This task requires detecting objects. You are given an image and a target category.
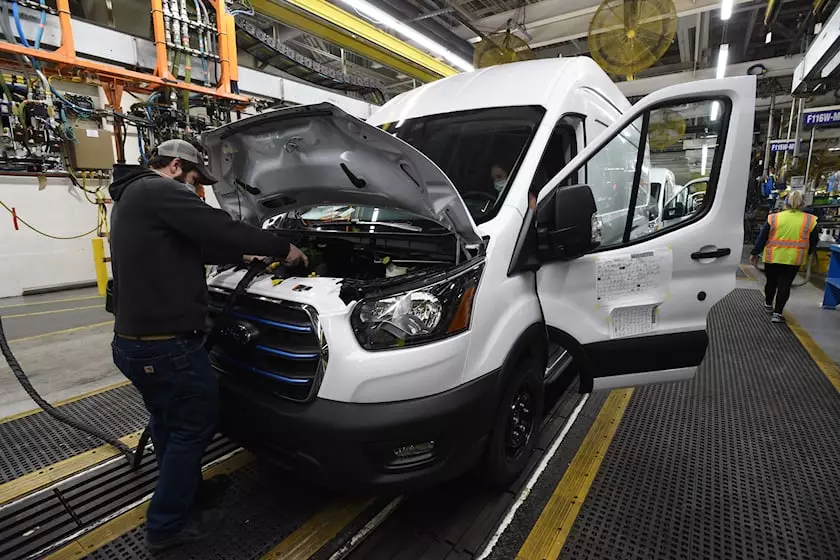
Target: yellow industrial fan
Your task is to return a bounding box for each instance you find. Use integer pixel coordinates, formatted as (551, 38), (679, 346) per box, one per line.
(473, 30), (535, 69)
(588, 0), (677, 79)
(648, 109), (686, 150)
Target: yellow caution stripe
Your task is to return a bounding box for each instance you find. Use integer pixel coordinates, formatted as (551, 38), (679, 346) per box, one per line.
(1, 304), (104, 319)
(516, 389), (634, 560)
(0, 374), (126, 425)
(0, 294), (104, 310)
(0, 430), (143, 506)
(786, 314), (840, 394)
(261, 498), (375, 560)
(43, 450), (254, 560)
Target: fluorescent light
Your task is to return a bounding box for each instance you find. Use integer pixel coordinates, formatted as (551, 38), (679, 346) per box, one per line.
(721, 0), (732, 20)
(716, 44), (729, 79)
(765, 31), (772, 44)
(710, 102), (719, 121)
(701, 145), (709, 175)
(371, 208), (379, 222)
(337, 0), (474, 72)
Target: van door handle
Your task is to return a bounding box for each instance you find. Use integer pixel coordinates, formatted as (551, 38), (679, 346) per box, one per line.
(691, 247), (731, 260)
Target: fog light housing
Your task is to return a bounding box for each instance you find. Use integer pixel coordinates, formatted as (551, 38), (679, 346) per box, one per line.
(389, 441), (436, 468)
(394, 441), (435, 458)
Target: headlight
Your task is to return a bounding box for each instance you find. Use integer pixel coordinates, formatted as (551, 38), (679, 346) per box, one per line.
(351, 262), (484, 350)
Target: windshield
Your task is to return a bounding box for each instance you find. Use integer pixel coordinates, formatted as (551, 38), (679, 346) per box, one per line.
(381, 106), (545, 224)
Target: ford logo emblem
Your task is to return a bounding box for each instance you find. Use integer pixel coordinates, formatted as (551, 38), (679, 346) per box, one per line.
(218, 321), (259, 349)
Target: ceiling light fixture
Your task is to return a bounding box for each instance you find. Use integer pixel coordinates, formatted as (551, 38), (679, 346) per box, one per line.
(701, 144), (709, 175)
(721, 0), (733, 20)
(716, 44), (729, 79)
(337, 0), (475, 72)
(765, 31), (772, 44)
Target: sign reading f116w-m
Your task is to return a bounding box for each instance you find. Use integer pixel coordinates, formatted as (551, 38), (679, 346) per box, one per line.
(803, 105), (840, 127)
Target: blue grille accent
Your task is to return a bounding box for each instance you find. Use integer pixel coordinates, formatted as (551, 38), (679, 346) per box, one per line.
(255, 345), (318, 360)
(214, 354), (311, 385)
(232, 311), (311, 333)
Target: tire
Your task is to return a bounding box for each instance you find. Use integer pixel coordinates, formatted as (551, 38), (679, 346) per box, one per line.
(484, 355), (545, 487)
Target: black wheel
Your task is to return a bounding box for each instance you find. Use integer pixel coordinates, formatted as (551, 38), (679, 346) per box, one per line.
(484, 356), (545, 487)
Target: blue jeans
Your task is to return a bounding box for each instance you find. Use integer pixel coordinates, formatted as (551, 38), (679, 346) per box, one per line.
(112, 335), (218, 537)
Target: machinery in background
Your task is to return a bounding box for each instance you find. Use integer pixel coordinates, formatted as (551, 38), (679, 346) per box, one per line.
(0, 0), (252, 176)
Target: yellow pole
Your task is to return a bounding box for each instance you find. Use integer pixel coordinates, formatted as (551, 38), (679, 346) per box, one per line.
(91, 238), (108, 296)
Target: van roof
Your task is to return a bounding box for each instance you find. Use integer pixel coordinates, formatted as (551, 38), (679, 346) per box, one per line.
(367, 57), (627, 126)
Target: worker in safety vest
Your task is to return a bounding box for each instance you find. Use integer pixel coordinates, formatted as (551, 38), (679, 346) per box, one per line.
(749, 190), (818, 323)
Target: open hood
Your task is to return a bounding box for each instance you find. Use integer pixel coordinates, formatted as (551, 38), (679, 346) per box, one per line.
(201, 103), (482, 245)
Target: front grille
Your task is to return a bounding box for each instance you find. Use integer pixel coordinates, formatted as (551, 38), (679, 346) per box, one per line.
(208, 288), (324, 402)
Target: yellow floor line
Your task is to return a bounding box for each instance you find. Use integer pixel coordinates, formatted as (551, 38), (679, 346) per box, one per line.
(44, 450), (254, 560)
(1, 304), (104, 319)
(262, 499), (375, 560)
(0, 378), (128, 425)
(516, 389), (634, 560)
(0, 430), (143, 506)
(785, 314), (840, 394)
(0, 294), (103, 310)
(8, 319), (114, 344)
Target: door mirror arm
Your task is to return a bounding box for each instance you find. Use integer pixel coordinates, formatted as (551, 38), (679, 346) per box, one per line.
(536, 184), (601, 262)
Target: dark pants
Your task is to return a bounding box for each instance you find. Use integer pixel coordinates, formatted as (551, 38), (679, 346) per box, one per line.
(764, 262), (800, 314)
(112, 335), (218, 537)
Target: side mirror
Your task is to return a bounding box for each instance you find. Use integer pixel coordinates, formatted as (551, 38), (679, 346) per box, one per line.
(663, 202), (685, 220)
(536, 184), (601, 261)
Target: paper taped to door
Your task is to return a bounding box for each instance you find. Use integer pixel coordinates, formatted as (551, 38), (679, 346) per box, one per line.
(609, 304), (658, 338)
(595, 248), (672, 306)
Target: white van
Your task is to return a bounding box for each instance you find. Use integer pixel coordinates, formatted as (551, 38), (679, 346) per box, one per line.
(202, 58), (754, 490)
(648, 168), (677, 231)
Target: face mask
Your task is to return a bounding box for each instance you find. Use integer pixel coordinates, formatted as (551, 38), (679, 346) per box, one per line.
(174, 171), (196, 191)
(494, 179), (506, 192)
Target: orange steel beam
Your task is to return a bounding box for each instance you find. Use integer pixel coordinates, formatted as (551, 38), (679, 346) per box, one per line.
(54, 0), (75, 58)
(0, 41), (248, 102)
(150, 0), (175, 80)
(211, 0), (232, 94)
(225, 13), (238, 84)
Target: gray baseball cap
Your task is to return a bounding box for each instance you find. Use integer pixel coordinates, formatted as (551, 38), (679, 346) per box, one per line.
(156, 139), (218, 185)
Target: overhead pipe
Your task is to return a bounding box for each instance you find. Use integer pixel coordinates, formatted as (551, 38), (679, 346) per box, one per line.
(169, 0), (181, 73)
(774, 108), (784, 170)
(782, 98), (796, 170)
(763, 94), (775, 177)
(793, 98), (804, 167)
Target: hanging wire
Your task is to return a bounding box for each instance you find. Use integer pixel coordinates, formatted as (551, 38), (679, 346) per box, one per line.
(0, 199), (98, 240)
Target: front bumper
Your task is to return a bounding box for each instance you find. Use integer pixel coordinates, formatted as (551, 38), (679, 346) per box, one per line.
(217, 367), (503, 491)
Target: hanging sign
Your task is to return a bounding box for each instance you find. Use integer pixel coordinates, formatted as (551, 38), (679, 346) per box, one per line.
(803, 105), (840, 127)
(769, 139), (799, 152)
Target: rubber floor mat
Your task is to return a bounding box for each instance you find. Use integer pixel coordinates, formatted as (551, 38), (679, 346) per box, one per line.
(0, 384), (147, 483)
(560, 289), (840, 560)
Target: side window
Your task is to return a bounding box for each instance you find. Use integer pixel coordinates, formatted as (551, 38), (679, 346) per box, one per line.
(584, 115), (644, 247)
(579, 99), (727, 249)
(530, 117), (582, 197)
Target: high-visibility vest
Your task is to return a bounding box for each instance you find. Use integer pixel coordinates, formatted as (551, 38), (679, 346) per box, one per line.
(763, 210), (817, 266)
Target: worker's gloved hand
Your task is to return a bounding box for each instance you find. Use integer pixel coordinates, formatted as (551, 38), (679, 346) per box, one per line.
(284, 244), (309, 268)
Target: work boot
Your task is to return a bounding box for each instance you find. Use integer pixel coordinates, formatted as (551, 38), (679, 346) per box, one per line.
(145, 508), (224, 552)
(196, 475), (231, 510)
(771, 313), (785, 323)
(763, 303), (773, 313)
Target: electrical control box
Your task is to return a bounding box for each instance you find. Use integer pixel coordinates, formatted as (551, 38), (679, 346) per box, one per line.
(68, 127), (116, 170)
